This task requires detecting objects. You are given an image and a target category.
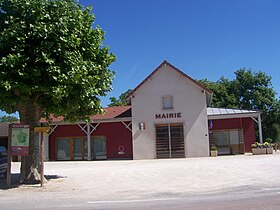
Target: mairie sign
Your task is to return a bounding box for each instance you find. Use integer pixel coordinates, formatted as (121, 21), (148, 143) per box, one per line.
(155, 112), (182, 119)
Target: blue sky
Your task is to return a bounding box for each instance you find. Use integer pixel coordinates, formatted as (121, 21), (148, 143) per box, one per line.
(83, 0), (280, 106)
(1, 0), (280, 117)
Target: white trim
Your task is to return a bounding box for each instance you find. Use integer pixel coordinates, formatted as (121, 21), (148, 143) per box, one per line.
(121, 121), (132, 132)
(251, 116), (258, 124)
(78, 123), (101, 160)
(258, 113), (263, 144)
(48, 125), (58, 135)
(90, 123), (100, 134)
(87, 123), (91, 160)
(48, 117), (132, 126)
(208, 113), (259, 120)
(78, 124), (87, 134)
(250, 114), (263, 144)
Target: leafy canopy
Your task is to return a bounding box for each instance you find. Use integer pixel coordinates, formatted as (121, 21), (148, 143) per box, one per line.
(0, 115), (18, 123)
(0, 0), (116, 121)
(108, 89), (132, 107)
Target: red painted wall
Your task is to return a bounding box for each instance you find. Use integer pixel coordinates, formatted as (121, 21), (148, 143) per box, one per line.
(49, 121), (132, 160)
(242, 118), (256, 152)
(209, 118), (256, 152)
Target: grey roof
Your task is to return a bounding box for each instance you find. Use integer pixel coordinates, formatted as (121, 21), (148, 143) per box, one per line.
(207, 107), (260, 117)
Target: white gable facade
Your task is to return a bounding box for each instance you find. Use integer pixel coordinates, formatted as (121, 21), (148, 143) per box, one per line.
(129, 61), (211, 159)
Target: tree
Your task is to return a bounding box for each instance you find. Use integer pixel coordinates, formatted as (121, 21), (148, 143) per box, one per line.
(0, 115), (18, 123)
(266, 99), (280, 141)
(233, 68), (276, 111)
(0, 0), (115, 183)
(199, 77), (238, 108)
(199, 68), (279, 141)
(232, 68), (278, 140)
(108, 89), (132, 107)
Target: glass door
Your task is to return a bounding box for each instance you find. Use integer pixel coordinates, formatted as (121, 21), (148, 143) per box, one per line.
(73, 138), (83, 160)
(56, 137), (85, 160)
(230, 130), (244, 154)
(57, 138), (71, 160)
(212, 131), (230, 155)
(91, 136), (107, 160)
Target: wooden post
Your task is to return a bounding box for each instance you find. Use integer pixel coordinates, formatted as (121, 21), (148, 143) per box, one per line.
(34, 127), (50, 187)
(6, 124), (12, 188)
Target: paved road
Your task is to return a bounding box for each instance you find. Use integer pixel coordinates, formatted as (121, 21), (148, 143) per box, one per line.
(1, 185), (280, 209)
(1, 153), (280, 209)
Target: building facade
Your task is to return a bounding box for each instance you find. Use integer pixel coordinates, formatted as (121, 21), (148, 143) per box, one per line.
(128, 61), (212, 159)
(43, 61), (261, 160)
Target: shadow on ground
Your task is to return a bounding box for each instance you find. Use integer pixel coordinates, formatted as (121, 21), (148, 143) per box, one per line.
(0, 174), (65, 190)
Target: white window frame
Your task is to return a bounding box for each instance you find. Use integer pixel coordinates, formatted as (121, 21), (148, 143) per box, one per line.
(162, 96), (173, 110)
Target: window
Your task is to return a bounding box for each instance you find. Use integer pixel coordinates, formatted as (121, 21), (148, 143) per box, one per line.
(162, 96), (173, 109)
(210, 129), (244, 155)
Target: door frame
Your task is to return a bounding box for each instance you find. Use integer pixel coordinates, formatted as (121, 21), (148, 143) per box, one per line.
(155, 123), (185, 159)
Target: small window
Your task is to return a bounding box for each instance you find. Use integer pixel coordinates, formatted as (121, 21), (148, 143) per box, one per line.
(162, 96), (173, 109)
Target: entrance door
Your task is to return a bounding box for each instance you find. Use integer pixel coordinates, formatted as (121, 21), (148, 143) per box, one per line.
(91, 136), (107, 160)
(155, 123), (185, 159)
(73, 138), (83, 160)
(212, 131), (230, 155)
(57, 138), (71, 160)
(56, 137), (85, 160)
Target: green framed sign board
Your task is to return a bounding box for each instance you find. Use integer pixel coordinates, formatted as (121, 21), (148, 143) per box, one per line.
(11, 125), (30, 156)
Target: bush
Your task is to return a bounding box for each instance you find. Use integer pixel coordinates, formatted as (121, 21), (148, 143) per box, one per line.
(265, 138), (273, 143)
(263, 142), (271, 148)
(251, 142), (263, 148)
(210, 145), (217, 151)
(251, 142), (272, 148)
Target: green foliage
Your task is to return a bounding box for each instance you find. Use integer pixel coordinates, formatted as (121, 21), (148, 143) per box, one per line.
(251, 142), (263, 148)
(0, 115), (18, 123)
(108, 89), (132, 107)
(252, 142), (272, 148)
(271, 123), (280, 142)
(265, 138), (272, 143)
(263, 142), (271, 148)
(199, 68), (279, 141)
(233, 69), (274, 109)
(210, 145), (217, 151)
(0, 0), (116, 121)
(199, 77), (238, 108)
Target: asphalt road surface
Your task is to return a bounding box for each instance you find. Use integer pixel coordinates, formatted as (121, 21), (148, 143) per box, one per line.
(1, 153), (280, 209)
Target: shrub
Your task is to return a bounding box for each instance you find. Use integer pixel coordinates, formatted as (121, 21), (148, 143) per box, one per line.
(265, 138), (273, 143)
(263, 142), (272, 148)
(251, 142), (263, 148)
(210, 145), (217, 151)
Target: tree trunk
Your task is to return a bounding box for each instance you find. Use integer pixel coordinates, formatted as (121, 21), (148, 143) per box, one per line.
(18, 100), (47, 184)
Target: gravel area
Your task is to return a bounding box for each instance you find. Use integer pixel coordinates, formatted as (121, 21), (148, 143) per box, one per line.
(1, 152), (280, 202)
